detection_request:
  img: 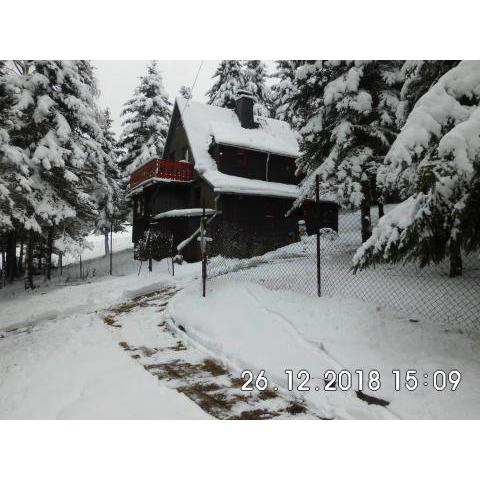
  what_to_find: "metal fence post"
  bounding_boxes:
[148,230,152,272]
[109,223,113,275]
[1,243,6,289]
[201,205,206,297]
[315,174,321,297]
[171,238,175,277]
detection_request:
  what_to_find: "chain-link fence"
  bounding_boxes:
[207,221,319,297]
[205,206,480,332]
[320,209,480,332]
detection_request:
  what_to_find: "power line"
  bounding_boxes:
[191,60,204,94]
[180,60,204,117]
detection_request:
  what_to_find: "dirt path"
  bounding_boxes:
[102,286,323,419]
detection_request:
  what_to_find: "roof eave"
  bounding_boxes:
[213,139,299,159]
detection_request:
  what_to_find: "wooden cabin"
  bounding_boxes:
[128,91,338,262]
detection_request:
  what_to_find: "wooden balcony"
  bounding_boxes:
[130,159,194,190]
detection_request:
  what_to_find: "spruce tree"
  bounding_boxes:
[292,61,403,242]
[271,60,303,125]
[0,61,34,233]
[354,61,480,277]
[396,60,460,128]
[377,60,461,200]
[0,60,14,233]
[1,61,41,283]
[206,60,244,108]
[6,60,114,286]
[243,60,271,116]
[95,108,125,255]
[119,61,172,175]
[0,61,17,281]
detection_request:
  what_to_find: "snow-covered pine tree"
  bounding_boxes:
[179,85,192,100]
[243,60,271,116]
[377,60,461,200]
[0,60,14,234]
[119,61,172,175]
[353,61,480,277]
[0,60,15,282]
[271,60,303,125]
[7,60,113,286]
[292,61,403,241]
[95,107,125,255]
[206,60,244,108]
[395,60,460,128]
[0,61,40,283]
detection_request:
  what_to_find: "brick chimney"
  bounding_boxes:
[235,90,256,129]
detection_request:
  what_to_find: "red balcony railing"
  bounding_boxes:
[130,159,194,189]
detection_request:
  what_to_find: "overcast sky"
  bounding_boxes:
[93,60,275,137]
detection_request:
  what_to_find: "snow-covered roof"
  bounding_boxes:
[174,97,301,199]
[209,119,299,157]
[153,208,215,219]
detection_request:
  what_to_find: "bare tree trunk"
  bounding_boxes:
[58,252,63,277]
[6,230,17,282]
[360,178,373,243]
[18,238,24,274]
[24,231,34,290]
[449,239,463,278]
[378,202,384,219]
[45,225,54,281]
[104,230,110,256]
[1,241,6,289]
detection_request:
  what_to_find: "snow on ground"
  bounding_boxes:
[105,287,314,419]
[206,207,480,331]
[1,220,479,419]
[0,310,209,419]
[0,227,134,273]
[0,242,208,419]
[169,280,480,419]
[61,225,134,265]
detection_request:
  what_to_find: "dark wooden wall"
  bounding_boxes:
[209,194,338,259]
[166,125,192,162]
[146,183,191,215]
[131,178,216,252]
[214,144,298,185]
